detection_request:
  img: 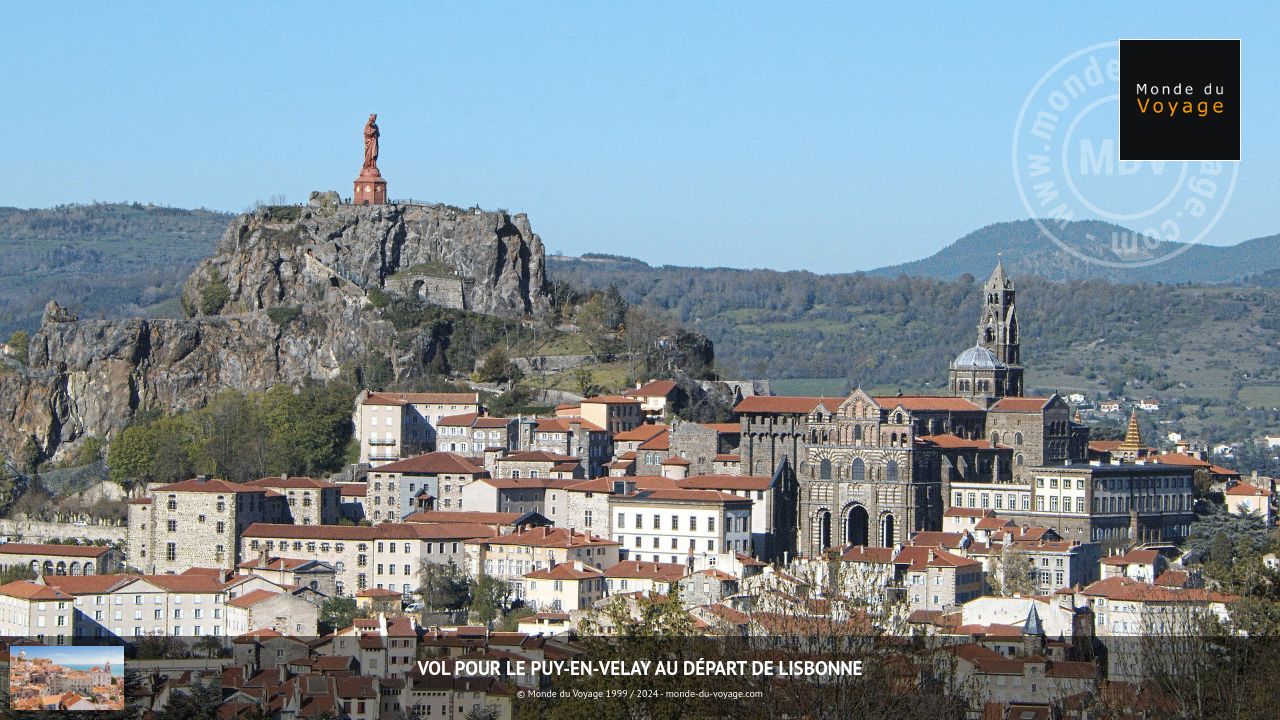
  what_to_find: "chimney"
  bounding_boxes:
[281,473,289,481]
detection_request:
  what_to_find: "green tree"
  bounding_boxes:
[17,435,42,474]
[199,270,231,315]
[319,595,358,631]
[75,436,105,466]
[263,381,355,475]
[194,635,224,659]
[186,390,269,480]
[156,678,223,720]
[475,346,514,383]
[6,329,29,364]
[469,574,512,627]
[418,560,471,611]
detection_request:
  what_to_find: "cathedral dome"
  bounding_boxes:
[952,345,1005,369]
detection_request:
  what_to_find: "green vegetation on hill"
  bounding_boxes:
[0,203,230,335]
[551,257,1280,442]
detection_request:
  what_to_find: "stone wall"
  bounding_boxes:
[0,518,126,545]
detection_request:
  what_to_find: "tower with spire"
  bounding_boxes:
[949,263,1025,405]
[1113,410,1147,462]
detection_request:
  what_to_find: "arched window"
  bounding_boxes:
[1015,453,1024,466]
[886,460,899,483]
[853,425,862,441]
[894,413,903,424]
[851,458,865,482]
[819,458,832,480]
[1015,432,1023,445]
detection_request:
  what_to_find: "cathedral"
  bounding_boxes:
[736,265,1090,558]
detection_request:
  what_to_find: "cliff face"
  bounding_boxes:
[2,203,551,459]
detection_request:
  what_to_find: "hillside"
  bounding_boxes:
[0,202,553,460]
[0,203,231,335]
[549,256,1280,442]
[867,219,1280,284]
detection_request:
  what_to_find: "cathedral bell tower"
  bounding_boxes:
[949,263,1025,404]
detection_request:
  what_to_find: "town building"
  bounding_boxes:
[0,542,119,577]
[623,380,679,421]
[368,452,490,520]
[735,266,1091,558]
[435,412,519,454]
[126,477,289,575]
[464,527,621,600]
[528,417,611,477]
[355,391,481,466]
[0,580,74,642]
[523,561,606,612]
[245,475,342,525]
[608,488,753,565]
[240,522,496,596]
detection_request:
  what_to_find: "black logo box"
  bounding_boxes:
[1119,39,1240,161]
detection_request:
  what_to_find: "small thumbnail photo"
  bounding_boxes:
[8,644,125,711]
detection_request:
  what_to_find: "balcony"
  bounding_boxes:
[367,438,398,446]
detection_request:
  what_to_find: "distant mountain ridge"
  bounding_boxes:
[866,219,1280,284]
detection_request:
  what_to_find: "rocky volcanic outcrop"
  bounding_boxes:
[1,203,551,460]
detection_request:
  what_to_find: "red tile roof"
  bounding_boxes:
[989,397,1053,412]
[1082,575,1236,603]
[0,542,110,558]
[338,483,367,497]
[624,380,678,398]
[403,510,524,525]
[677,474,772,491]
[228,589,282,608]
[362,392,479,406]
[469,526,619,548]
[613,424,669,442]
[916,434,1003,450]
[564,476,676,493]
[0,580,71,600]
[582,395,641,405]
[153,478,270,493]
[701,423,742,434]
[39,574,137,595]
[525,562,604,580]
[374,452,490,476]
[1225,483,1271,496]
[604,560,687,582]
[613,488,753,505]
[355,587,400,598]
[636,432,670,451]
[500,450,579,463]
[660,456,691,466]
[1101,548,1160,566]
[245,476,337,490]
[734,396,840,414]
[535,417,605,433]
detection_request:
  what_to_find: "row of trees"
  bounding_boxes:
[106,382,355,491]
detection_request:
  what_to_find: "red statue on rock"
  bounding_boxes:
[355,113,387,204]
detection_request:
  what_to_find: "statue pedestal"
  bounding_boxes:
[354,169,387,205]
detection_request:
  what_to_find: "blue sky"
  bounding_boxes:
[10,645,122,668]
[0,3,1275,271]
